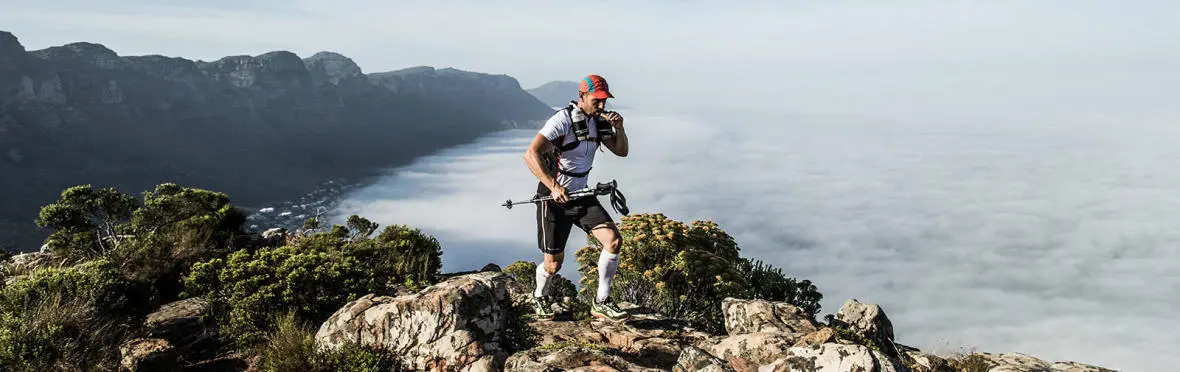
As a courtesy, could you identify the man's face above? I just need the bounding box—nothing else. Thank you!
[579,93,608,115]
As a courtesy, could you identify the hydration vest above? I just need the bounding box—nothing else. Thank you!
[543,103,604,179]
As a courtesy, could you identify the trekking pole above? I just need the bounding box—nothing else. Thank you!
[501,180,620,210]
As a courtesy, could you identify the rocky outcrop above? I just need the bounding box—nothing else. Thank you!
[0,30,553,252]
[767,343,903,372]
[1,251,55,284]
[722,297,818,336]
[833,298,900,357]
[700,332,796,370]
[308,267,1116,372]
[314,271,515,371]
[505,346,661,372]
[960,352,1118,372]
[141,298,216,362]
[304,52,363,85]
[673,346,735,372]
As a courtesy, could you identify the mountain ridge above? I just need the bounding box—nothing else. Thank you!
[0,30,553,252]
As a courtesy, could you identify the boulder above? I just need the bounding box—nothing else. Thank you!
[700,332,796,372]
[142,298,216,359]
[261,227,286,241]
[504,346,662,372]
[794,327,837,348]
[673,346,735,372]
[722,297,818,336]
[764,343,903,372]
[834,298,899,357]
[314,272,514,371]
[119,338,178,372]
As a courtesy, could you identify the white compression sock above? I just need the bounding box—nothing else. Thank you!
[597,251,619,303]
[534,264,553,298]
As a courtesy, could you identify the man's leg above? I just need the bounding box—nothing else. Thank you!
[534,199,572,319]
[580,200,629,322]
[590,222,622,303]
[535,252,563,297]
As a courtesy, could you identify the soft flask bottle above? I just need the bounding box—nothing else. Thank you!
[570,107,592,141]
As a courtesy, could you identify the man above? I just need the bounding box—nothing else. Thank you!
[522,74,630,322]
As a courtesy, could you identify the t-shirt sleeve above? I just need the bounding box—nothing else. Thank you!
[538,111,567,141]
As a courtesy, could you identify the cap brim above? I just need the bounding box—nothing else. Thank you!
[589,90,613,99]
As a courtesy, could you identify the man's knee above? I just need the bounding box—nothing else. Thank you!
[592,222,622,253]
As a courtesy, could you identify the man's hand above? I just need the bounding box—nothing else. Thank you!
[600,111,628,157]
[550,184,569,203]
[602,111,624,130]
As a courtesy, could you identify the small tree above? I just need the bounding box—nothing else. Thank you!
[35,185,139,262]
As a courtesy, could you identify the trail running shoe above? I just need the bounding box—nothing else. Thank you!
[532,296,556,319]
[591,298,630,322]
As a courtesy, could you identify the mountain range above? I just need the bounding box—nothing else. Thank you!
[0,30,556,251]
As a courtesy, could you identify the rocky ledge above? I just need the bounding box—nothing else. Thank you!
[302,271,1114,372]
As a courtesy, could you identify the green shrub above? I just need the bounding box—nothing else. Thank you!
[0,259,151,319]
[182,216,443,348]
[0,260,147,371]
[111,184,248,292]
[0,294,130,371]
[735,258,823,317]
[33,183,250,303]
[257,311,404,372]
[575,213,822,333]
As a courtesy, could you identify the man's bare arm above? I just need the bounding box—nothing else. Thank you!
[524,133,559,190]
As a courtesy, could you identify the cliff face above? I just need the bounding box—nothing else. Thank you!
[0,30,554,251]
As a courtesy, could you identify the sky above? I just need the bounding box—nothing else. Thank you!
[4,1,1179,370]
[1,1,1177,121]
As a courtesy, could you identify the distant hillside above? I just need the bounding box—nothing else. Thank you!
[526,80,579,108]
[0,30,554,251]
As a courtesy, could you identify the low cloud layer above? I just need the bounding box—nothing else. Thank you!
[329,110,1178,371]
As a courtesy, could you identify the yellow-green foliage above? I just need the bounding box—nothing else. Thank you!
[182,217,443,348]
[576,213,822,333]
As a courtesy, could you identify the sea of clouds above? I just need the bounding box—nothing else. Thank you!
[326,110,1179,371]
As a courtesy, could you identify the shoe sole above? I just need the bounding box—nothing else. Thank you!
[590,311,630,322]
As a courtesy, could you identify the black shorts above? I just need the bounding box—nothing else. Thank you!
[536,194,613,255]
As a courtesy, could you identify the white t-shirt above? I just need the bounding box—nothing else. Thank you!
[538,107,605,191]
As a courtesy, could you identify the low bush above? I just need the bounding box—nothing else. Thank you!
[182,216,443,348]
[575,213,823,333]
